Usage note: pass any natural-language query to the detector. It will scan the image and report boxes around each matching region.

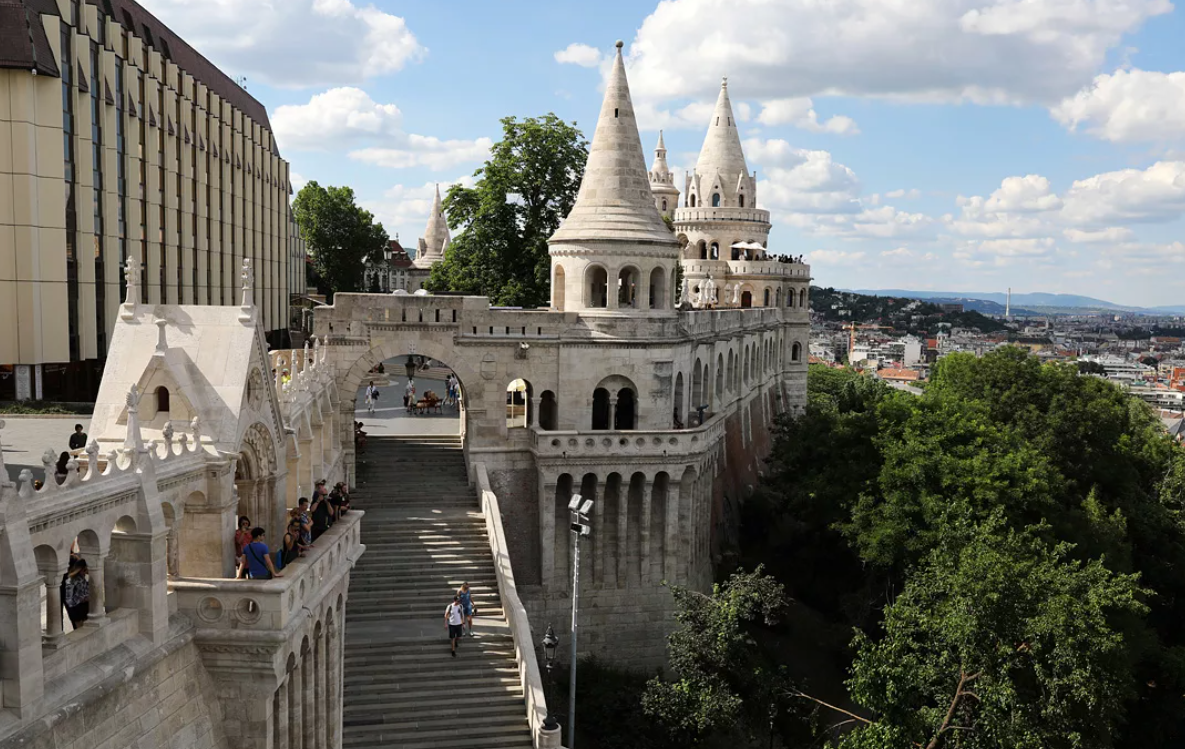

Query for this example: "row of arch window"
[675,341,800,425]
[687,193,744,208]
[575,265,673,310]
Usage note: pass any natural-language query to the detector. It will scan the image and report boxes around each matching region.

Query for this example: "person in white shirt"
[364,381,378,414]
[445,595,466,656]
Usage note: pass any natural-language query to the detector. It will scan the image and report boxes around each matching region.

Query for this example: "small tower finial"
[615,40,624,50]
[722,76,728,88]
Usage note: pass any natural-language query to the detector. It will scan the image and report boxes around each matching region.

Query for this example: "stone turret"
[649,131,680,220]
[685,79,757,211]
[414,184,450,269]
[549,41,680,315]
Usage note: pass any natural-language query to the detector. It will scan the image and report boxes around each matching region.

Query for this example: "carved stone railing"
[529,413,727,463]
[474,463,560,749]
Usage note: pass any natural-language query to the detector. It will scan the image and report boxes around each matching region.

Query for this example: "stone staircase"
[343,435,533,749]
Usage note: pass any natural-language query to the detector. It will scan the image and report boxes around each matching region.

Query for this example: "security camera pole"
[567,493,593,749]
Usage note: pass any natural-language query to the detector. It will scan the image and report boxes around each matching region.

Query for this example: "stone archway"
[331,334,486,483]
[235,422,283,539]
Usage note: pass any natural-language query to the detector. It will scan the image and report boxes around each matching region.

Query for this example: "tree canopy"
[735,348,1185,747]
[292,181,388,300]
[425,114,587,307]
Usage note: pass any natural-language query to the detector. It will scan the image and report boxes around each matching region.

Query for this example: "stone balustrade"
[681,259,811,279]
[530,413,727,463]
[673,206,771,224]
[474,464,560,749]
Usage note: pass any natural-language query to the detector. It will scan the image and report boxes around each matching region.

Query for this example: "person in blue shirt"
[237,527,282,580]
[457,582,474,636]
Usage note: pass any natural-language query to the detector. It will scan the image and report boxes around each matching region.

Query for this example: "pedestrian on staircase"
[458,582,475,636]
[446,595,465,657]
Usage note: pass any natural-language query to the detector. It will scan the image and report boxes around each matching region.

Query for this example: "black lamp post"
[542,625,560,731]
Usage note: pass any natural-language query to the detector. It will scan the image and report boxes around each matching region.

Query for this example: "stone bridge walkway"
[342,435,533,749]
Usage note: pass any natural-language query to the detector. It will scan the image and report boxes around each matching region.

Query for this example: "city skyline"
[135,0,1185,307]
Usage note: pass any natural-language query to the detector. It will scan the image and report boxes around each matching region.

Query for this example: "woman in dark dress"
[63,559,90,628]
[278,521,302,570]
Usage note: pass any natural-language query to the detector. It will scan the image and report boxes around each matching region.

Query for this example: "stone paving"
[352,371,461,438]
[0,415,92,482]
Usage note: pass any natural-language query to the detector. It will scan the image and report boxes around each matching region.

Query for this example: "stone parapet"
[674,206,771,225]
[530,413,726,465]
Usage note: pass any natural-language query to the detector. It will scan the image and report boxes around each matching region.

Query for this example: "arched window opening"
[553,264,566,310]
[715,353,724,401]
[615,388,637,430]
[763,288,771,307]
[691,359,704,413]
[673,372,685,427]
[649,266,667,310]
[540,391,558,431]
[661,199,668,212]
[592,388,611,430]
[799,288,807,307]
[618,267,639,308]
[738,193,745,208]
[156,386,170,415]
[792,342,802,362]
[741,290,753,308]
[689,193,697,208]
[787,289,795,308]
[711,193,721,207]
[727,351,736,392]
[585,266,608,308]
[710,242,719,260]
[506,379,531,429]
[697,240,708,260]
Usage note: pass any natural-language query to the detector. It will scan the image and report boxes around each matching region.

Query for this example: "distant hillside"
[812,287,1009,334]
[850,288,1139,314]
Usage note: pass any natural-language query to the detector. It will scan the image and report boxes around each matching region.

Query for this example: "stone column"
[289,660,303,749]
[43,569,65,643]
[540,476,556,590]
[665,478,680,584]
[529,394,541,428]
[275,675,290,749]
[640,476,653,586]
[88,554,107,620]
[316,629,327,749]
[617,485,629,588]
[591,481,604,585]
[608,397,618,430]
[327,618,341,749]
[299,437,314,496]
[302,647,315,749]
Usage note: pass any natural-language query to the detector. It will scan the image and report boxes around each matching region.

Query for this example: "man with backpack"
[237,528,282,580]
[445,595,465,657]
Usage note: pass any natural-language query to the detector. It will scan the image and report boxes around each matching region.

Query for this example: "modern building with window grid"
[0,0,303,400]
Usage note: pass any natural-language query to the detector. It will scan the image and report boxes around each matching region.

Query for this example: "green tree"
[426,114,587,307]
[833,520,1147,749]
[292,181,388,300]
[642,569,811,747]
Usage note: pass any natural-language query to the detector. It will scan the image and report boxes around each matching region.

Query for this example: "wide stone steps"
[343,435,531,749]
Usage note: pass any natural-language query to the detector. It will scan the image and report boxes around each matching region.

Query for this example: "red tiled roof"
[878,368,921,381]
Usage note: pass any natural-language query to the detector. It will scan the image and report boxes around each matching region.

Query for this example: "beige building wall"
[0,0,297,400]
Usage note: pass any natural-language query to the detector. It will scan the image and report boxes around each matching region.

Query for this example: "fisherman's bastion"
[0,23,810,749]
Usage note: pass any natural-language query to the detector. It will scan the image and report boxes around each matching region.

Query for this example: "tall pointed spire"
[695,78,749,184]
[415,183,450,268]
[651,130,671,179]
[550,41,676,246]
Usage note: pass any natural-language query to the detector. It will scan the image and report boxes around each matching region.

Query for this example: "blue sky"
[139,0,1185,307]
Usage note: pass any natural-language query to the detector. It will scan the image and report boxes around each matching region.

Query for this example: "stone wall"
[5,618,227,749]
[486,464,542,586]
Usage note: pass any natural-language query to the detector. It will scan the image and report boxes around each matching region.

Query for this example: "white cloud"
[1061,161,1185,225]
[625,0,1169,105]
[138,0,424,88]
[361,176,477,245]
[1053,69,1185,142]
[1063,227,1133,243]
[273,88,403,151]
[756,98,859,135]
[808,250,867,265]
[291,172,309,193]
[350,136,494,171]
[555,43,603,68]
[635,99,752,132]
[272,88,492,171]
[885,188,922,199]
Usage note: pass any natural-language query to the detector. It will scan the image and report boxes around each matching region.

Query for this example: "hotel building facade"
[0,0,302,400]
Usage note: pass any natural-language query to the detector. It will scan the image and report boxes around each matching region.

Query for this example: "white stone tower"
[649,131,681,220]
[549,41,681,315]
[678,78,771,262]
[414,183,451,269]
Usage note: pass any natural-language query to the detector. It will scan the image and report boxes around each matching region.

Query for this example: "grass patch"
[0,401,93,415]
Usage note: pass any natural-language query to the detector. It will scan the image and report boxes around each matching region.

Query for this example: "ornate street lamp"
[541,625,560,731]
[404,355,417,381]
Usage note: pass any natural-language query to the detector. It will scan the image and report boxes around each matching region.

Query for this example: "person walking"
[405,378,416,412]
[63,559,90,628]
[68,424,87,450]
[365,381,379,415]
[237,528,282,580]
[445,595,465,657]
[458,582,475,636]
[234,516,252,569]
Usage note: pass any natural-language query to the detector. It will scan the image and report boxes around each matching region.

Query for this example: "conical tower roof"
[651,130,672,179]
[416,184,450,266]
[695,78,749,183]
[550,42,676,247]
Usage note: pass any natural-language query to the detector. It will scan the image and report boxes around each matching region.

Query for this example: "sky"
[136,0,1185,307]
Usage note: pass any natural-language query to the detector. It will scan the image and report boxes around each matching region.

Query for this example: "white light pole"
[567,493,593,749]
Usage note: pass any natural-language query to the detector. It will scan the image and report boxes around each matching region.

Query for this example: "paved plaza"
[0,416,91,483]
[352,370,461,438]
